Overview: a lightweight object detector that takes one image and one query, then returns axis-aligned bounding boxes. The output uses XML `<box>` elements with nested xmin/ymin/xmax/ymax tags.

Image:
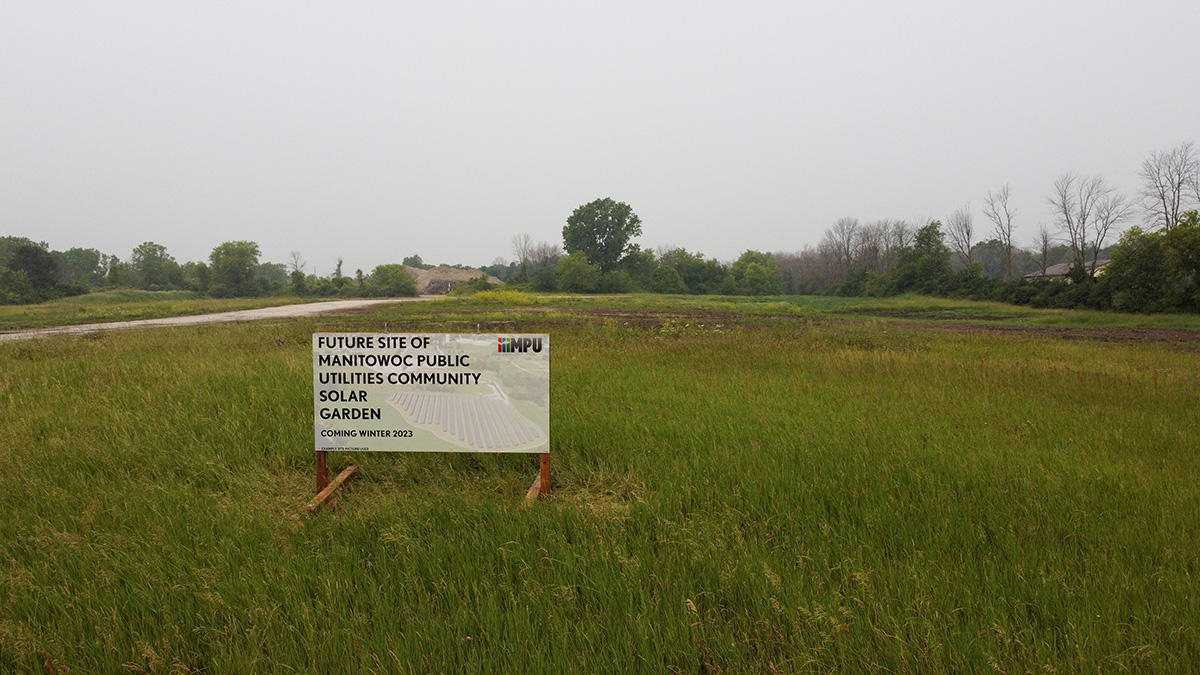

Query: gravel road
<box><xmin>0</xmin><ymin>297</ymin><xmax>432</xmax><ymax>342</ymax></box>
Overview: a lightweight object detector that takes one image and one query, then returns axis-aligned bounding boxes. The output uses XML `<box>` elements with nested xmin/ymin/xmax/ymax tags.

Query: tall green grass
<box><xmin>1</xmin><ymin>307</ymin><xmax>1197</xmax><ymax>672</ymax></box>
<box><xmin>814</xmin><ymin>293</ymin><xmax>1200</xmax><ymax>329</ymax></box>
<box><xmin>441</xmin><ymin>292</ymin><xmax>1200</xmax><ymax>331</ymax></box>
<box><xmin>43</xmin><ymin>289</ymin><xmax>205</xmax><ymax>304</ymax></box>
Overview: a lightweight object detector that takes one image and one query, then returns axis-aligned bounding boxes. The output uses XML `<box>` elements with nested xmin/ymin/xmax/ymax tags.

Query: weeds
<box><xmin>1</xmin><ymin>302</ymin><xmax>1197</xmax><ymax>672</ymax></box>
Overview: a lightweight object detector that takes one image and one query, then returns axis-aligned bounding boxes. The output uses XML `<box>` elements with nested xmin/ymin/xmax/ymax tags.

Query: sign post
<box><xmin>316</xmin><ymin>450</ymin><xmax>328</xmax><ymax>492</ymax></box>
<box><xmin>309</xmin><ymin>332</ymin><xmax>551</xmax><ymax>507</ymax></box>
<box><xmin>540</xmin><ymin>452</ymin><xmax>551</xmax><ymax>495</ymax></box>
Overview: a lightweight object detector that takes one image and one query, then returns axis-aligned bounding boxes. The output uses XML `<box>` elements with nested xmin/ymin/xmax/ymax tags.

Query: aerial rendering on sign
<box><xmin>313</xmin><ymin>333</ymin><xmax>550</xmax><ymax>453</ymax></box>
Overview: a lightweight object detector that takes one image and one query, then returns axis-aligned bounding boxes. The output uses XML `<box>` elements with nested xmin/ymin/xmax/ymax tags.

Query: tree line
<box><xmin>0</xmin><ymin>238</ymin><xmax>423</xmax><ymax>304</ymax></box>
<box><xmin>761</xmin><ymin>141</ymin><xmax>1200</xmax><ymax>312</ymax></box>
<box><xmin>494</xmin><ymin>142</ymin><xmax>1199</xmax><ymax>314</ymax></box>
<box><xmin>500</xmin><ymin>198</ymin><xmax>783</xmax><ymax>296</ymax></box>
<box><xmin>4</xmin><ymin>142</ymin><xmax>1198</xmax><ymax>313</ymax></box>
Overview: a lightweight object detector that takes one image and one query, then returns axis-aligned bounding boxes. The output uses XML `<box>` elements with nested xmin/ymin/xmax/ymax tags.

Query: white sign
<box><xmin>313</xmin><ymin>333</ymin><xmax>550</xmax><ymax>453</ymax></box>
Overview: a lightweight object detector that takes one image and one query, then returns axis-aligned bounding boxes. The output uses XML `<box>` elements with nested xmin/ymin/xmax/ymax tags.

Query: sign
<box><xmin>313</xmin><ymin>333</ymin><xmax>549</xmax><ymax>453</ymax></box>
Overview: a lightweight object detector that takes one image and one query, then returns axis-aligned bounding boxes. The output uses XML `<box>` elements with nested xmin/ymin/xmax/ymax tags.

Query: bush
<box><xmin>365</xmin><ymin>265</ymin><xmax>417</xmax><ymax>297</ymax></box>
<box><xmin>448</xmin><ymin>275</ymin><xmax>496</xmax><ymax>296</ymax></box>
<box><xmin>649</xmin><ymin>266</ymin><xmax>688</xmax><ymax>294</ymax></box>
<box><xmin>556</xmin><ymin>252</ymin><xmax>601</xmax><ymax>293</ymax></box>
<box><xmin>599</xmin><ymin>270</ymin><xmax>632</xmax><ymax>293</ymax></box>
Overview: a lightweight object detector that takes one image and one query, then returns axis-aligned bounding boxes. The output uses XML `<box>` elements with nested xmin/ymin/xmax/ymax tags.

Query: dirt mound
<box><xmin>407</xmin><ymin>266</ymin><xmax>502</xmax><ymax>295</ymax></box>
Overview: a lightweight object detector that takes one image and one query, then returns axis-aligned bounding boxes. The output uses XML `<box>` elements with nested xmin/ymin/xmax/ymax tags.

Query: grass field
<box><xmin>1</xmin><ymin>297</ymin><xmax>1198</xmax><ymax>672</ymax></box>
<box><xmin>8</xmin><ymin>289</ymin><xmax>1200</xmax><ymax>334</ymax></box>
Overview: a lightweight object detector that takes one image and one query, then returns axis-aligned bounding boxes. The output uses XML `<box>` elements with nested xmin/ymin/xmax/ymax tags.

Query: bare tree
<box><xmin>983</xmin><ymin>184</ymin><xmax>1018</xmax><ymax>281</ymax></box>
<box><xmin>1193</xmin><ymin>159</ymin><xmax>1200</xmax><ymax>207</ymax></box>
<box><xmin>774</xmin><ymin>250</ymin><xmax>806</xmax><ymax>294</ymax></box>
<box><xmin>855</xmin><ymin>221</ymin><xmax>886</xmax><ymax>273</ymax></box>
<box><xmin>530</xmin><ymin>241</ymin><xmax>562</xmax><ymax>268</ymax></box>
<box><xmin>1091</xmin><ymin>188</ymin><xmax>1133</xmax><ymax>272</ymax></box>
<box><xmin>782</xmin><ymin>245</ymin><xmax>842</xmax><ymax>293</ymax></box>
<box><xmin>880</xmin><ymin>219</ymin><xmax>913</xmax><ymax>274</ymax></box>
<box><xmin>793</xmin><ymin>217</ymin><xmax>916</xmax><ymax>290</ymax></box>
<box><xmin>912</xmin><ymin>215</ymin><xmax>937</xmax><ymax>229</ymax></box>
<box><xmin>887</xmin><ymin>219</ymin><xmax>914</xmax><ymax>249</ymax></box>
<box><xmin>814</xmin><ymin>239</ymin><xmax>843</xmax><ymax>286</ymax></box>
<box><xmin>1033</xmin><ymin>224</ymin><xmax>1054</xmax><ymax>276</ymax></box>
<box><xmin>1139</xmin><ymin>141</ymin><xmax>1199</xmax><ymax>231</ymax></box>
<box><xmin>823</xmin><ymin>217</ymin><xmax>860</xmax><ymax>281</ymax></box>
<box><xmin>288</xmin><ymin>250</ymin><xmax>306</xmax><ymax>274</ymax></box>
<box><xmin>945</xmin><ymin>204</ymin><xmax>974</xmax><ymax>267</ymax></box>
<box><xmin>511</xmin><ymin>233</ymin><xmax>534</xmax><ymax>271</ymax></box>
<box><xmin>1047</xmin><ymin>172</ymin><xmax>1131</xmax><ymax>278</ymax></box>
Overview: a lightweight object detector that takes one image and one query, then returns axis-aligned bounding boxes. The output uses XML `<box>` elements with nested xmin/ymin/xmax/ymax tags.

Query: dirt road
<box><xmin>0</xmin><ymin>297</ymin><xmax>432</xmax><ymax>342</ymax></box>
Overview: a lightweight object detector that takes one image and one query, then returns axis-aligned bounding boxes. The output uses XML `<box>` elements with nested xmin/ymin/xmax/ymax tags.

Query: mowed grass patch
<box><xmin>1</xmin><ymin>311</ymin><xmax>1197</xmax><ymax>672</ymax></box>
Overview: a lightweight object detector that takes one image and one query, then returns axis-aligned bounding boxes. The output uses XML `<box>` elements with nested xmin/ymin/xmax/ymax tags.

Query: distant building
<box><xmin>1024</xmin><ymin>259</ymin><xmax>1111</xmax><ymax>281</ymax></box>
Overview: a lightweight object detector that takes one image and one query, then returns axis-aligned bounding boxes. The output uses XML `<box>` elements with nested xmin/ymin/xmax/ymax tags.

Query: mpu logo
<box><xmin>498</xmin><ymin>336</ymin><xmax>543</xmax><ymax>353</ymax></box>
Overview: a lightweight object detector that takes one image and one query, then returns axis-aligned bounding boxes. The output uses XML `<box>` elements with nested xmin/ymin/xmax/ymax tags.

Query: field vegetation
<box><xmin>1</xmin><ymin>297</ymin><xmax>1197</xmax><ymax>672</ymax></box>
<box><xmin>438</xmin><ymin>291</ymin><xmax>1200</xmax><ymax>331</ymax></box>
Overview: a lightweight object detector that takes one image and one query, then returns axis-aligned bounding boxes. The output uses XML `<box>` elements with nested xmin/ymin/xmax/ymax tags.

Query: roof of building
<box><xmin>1024</xmin><ymin>259</ymin><xmax>1111</xmax><ymax>279</ymax></box>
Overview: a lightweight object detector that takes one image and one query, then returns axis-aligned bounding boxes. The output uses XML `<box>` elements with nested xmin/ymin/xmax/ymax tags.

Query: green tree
<box><xmin>106</xmin><ymin>257</ymin><xmax>130</xmax><ymax>287</ymax></box>
<box><xmin>619</xmin><ymin>248</ymin><xmax>658</xmax><ymax>291</ymax></box>
<box><xmin>0</xmin><ymin>237</ymin><xmax>43</xmax><ymax>304</ymax></box>
<box><xmin>886</xmin><ymin>221</ymin><xmax>953</xmax><ymax>294</ymax></box>
<box><xmin>182</xmin><ymin>261</ymin><xmax>210</xmax><ymax>293</ymax></box>
<box><xmin>480</xmin><ymin>260</ymin><xmax>516</xmax><ymax>282</ymax></box>
<box><xmin>599</xmin><ymin>270</ymin><xmax>632</xmax><ymax>293</ymax></box>
<box><xmin>650</xmin><ymin>265</ymin><xmax>688</xmax><ymax>294</ymax></box>
<box><xmin>530</xmin><ymin>265</ymin><xmax>558</xmax><ymax>292</ymax></box>
<box><xmin>130</xmin><ymin>241</ymin><xmax>182</xmax><ymax>289</ymax></box>
<box><xmin>365</xmin><ymin>264</ymin><xmax>417</xmax><ymax>297</ymax></box>
<box><xmin>290</xmin><ymin>269</ymin><xmax>309</xmax><ymax>296</ymax></box>
<box><xmin>56</xmin><ymin>248</ymin><xmax>108</xmax><ymax>287</ymax></box>
<box><xmin>402</xmin><ymin>254</ymin><xmax>432</xmax><ymax>270</ymax></box>
<box><xmin>729</xmin><ymin>250</ymin><xmax>784</xmax><ymax>295</ymax></box>
<box><xmin>0</xmin><ymin>268</ymin><xmax>34</xmax><ymax>304</ymax></box>
<box><xmin>0</xmin><ymin>236</ymin><xmax>41</xmax><ymax>269</ymax></box>
<box><xmin>562</xmin><ymin>198</ymin><xmax>643</xmax><ymax>273</ymax></box>
<box><xmin>658</xmin><ymin>247</ymin><xmax>728</xmax><ymax>294</ymax></box>
<box><xmin>1163</xmin><ymin>211</ymin><xmax>1200</xmax><ymax>310</ymax></box>
<box><xmin>255</xmin><ymin>262</ymin><xmax>289</xmax><ymax>293</ymax></box>
<box><xmin>555</xmin><ymin>251</ymin><xmax>602</xmax><ymax>293</ymax></box>
<box><xmin>8</xmin><ymin>242</ymin><xmax>58</xmax><ymax>293</ymax></box>
<box><xmin>208</xmin><ymin>241</ymin><xmax>261</xmax><ymax>297</ymax></box>
<box><xmin>454</xmin><ymin>274</ymin><xmax>496</xmax><ymax>295</ymax></box>
<box><xmin>1103</xmin><ymin>227</ymin><xmax>1168</xmax><ymax>312</ymax></box>
<box><xmin>742</xmin><ymin>262</ymin><xmax>783</xmax><ymax>295</ymax></box>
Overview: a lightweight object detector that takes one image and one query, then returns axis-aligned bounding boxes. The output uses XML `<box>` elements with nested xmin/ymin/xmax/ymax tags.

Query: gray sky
<box><xmin>3</xmin><ymin>1</ymin><xmax>1198</xmax><ymax>274</ymax></box>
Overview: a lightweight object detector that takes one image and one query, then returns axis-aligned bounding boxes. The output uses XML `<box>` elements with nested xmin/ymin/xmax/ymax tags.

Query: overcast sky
<box><xmin>2</xmin><ymin>1</ymin><xmax>1198</xmax><ymax>274</ymax></box>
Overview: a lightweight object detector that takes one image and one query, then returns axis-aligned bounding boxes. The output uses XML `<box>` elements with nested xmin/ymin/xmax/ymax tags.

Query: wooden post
<box><xmin>316</xmin><ymin>450</ymin><xmax>328</xmax><ymax>492</ymax></box>
<box><xmin>526</xmin><ymin>453</ymin><xmax>551</xmax><ymax>503</ymax></box>
<box><xmin>306</xmin><ymin>464</ymin><xmax>359</xmax><ymax>511</ymax></box>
